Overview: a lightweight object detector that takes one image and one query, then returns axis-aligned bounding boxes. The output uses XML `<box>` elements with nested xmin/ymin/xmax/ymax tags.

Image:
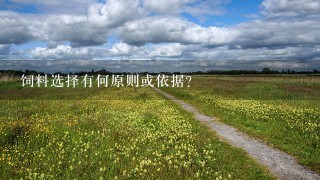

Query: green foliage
<box><xmin>162</xmin><ymin>75</ymin><xmax>320</xmax><ymax>174</ymax></box>
<box><xmin>0</xmin><ymin>86</ymin><xmax>273</xmax><ymax>179</ymax></box>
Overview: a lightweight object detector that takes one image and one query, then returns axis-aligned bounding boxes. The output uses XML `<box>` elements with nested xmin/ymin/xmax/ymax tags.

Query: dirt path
<box><xmin>154</xmin><ymin>88</ymin><xmax>320</xmax><ymax>180</ymax></box>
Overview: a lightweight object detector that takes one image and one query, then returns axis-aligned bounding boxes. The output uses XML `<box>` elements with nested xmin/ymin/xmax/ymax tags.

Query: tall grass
<box><xmin>0</xmin><ymin>74</ymin><xmax>20</xmax><ymax>83</ymax></box>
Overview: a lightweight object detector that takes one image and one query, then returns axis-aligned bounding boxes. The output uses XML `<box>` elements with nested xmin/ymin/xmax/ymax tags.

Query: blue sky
<box><xmin>0</xmin><ymin>0</ymin><xmax>320</xmax><ymax>69</ymax></box>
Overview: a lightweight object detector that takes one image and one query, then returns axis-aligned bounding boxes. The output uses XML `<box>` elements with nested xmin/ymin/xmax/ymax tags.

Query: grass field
<box><xmin>0</xmin><ymin>78</ymin><xmax>274</xmax><ymax>179</ymax></box>
<box><xmin>162</xmin><ymin>75</ymin><xmax>320</xmax><ymax>174</ymax></box>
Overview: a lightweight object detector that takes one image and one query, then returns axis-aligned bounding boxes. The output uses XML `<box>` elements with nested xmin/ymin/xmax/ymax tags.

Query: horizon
<box><xmin>1</xmin><ymin>59</ymin><xmax>320</xmax><ymax>73</ymax></box>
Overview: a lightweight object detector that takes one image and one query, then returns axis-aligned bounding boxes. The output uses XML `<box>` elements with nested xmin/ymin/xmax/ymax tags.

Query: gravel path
<box><xmin>154</xmin><ymin>88</ymin><xmax>320</xmax><ymax>180</ymax></box>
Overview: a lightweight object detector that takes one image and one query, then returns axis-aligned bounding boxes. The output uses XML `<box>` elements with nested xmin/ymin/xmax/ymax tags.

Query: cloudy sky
<box><xmin>0</xmin><ymin>0</ymin><xmax>320</xmax><ymax>70</ymax></box>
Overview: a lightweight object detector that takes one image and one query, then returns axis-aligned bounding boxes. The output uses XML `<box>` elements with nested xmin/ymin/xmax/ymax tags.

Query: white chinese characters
<box><xmin>21</xmin><ymin>74</ymin><xmax>192</xmax><ymax>88</ymax></box>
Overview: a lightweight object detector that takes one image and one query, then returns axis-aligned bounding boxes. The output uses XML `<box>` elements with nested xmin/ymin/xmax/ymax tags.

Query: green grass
<box><xmin>162</xmin><ymin>75</ymin><xmax>320</xmax><ymax>174</ymax></box>
<box><xmin>0</xmin><ymin>80</ymin><xmax>274</xmax><ymax>179</ymax></box>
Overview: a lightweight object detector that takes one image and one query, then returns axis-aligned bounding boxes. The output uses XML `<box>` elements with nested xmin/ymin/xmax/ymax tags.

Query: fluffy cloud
<box><xmin>109</xmin><ymin>43</ymin><xmax>136</xmax><ymax>56</ymax></box>
<box><xmin>118</xmin><ymin>17</ymin><xmax>237</xmax><ymax>46</ymax></box>
<box><xmin>26</xmin><ymin>42</ymin><xmax>320</xmax><ymax>62</ymax></box>
<box><xmin>231</xmin><ymin>19</ymin><xmax>320</xmax><ymax>49</ymax></box>
<box><xmin>0</xmin><ymin>0</ymin><xmax>148</xmax><ymax>47</ymax></box>
<box><xmin>2</xmin><ymin>59</ymin><xmax>320</xmax><ymax>73</ymax></box>
<box><xmin>42</xmin><ymin>0</ymin><xmax>146</xmax><ymax>47</ymax></box>
<box><xmin>42</xmin><ymin>15</ymin><xmax>109</xmax><ymax>47</ymax></box>
<box><xmin>261</xmin><ymin>0</ymin><xmax>320</xmax><ymax>18</ymax></box>
<box><xmin>257</xmin><ymin>61</ymin><xmax>308</xmax><ymax>69</ymax></box>
<box><xmin>30</xmin><ymin>45</ymin><xmax>93</xmax><ymax>60</ymax></box>
<box><xmin>88</xmin><ymin>0</ymin><xmax>145</xmax><ymax>28</ymax></box>
<box><xmin>0</xmin><ymin>0</ymin><xmax>320</xmax><ymax>61</ymax></box>
<box><xmin>149</xmin><ymin>43</ymin><xmax>186</xmax><ymax>58</ymax></box>
<box><xmin>0</xmin><ymin>12</ymin><xmax>35</xmax><ymax>45</ymax></box>
<box><xmin>0</xmin><ymin>12</ymin><xmax>110</xmax><ymax>47</ymax></box>
<box><xmin>191</xmin><ymin>45</ymin><xmax>320</xmax><ymax>61</ymax></box>
<box><xmin>29</xmin><ymin>43</ymin><xmax>149</xmax><ymax>60</ymax></box>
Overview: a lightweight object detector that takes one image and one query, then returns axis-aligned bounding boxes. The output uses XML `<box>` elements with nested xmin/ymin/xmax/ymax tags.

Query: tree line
<box><xmin>0</xmin><ymin>68</ymin><xmax>319</xmax><ymax>76</ymax></box>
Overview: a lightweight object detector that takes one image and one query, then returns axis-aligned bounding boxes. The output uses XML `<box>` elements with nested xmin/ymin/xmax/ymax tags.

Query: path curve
<box><xmin>154</xmin><ymin>88</ymin><xmax>320</xmax><ymax>180</ymax></box>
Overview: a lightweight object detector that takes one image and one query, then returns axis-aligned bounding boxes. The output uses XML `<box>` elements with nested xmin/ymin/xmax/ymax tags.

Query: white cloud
<box><xmin>191</xmin><ymin>45</ymin><xmax>320</xmax><ymax>61</ymax></box>
<box><xmin>27</xmin><ymin>42</ymin><xmax>320</xmax><ymax>62</ymax></box>
<box><xmin>88</xmin><ymin>0</ymin><xmax>145</xmax><ymax>27</ymax></box>
<box><xmin>261</xmin><ymin>0</ymin><xmax>320</xmax><ymax>18</ymax></box>
<box><xmin>0</xmin><ymin>12</ymin><xmax>35</xmax><ymax>44</ymax></box>
<box><xmin>118</xmin><ymin>17</ymin><xmax>237</xmax><ymax>46</ymax></box>
<box><xmin>0</xmin><ymin>11</ymin><xmax>107</xmax><ymax>46</ymax></box>
<box><xmin>232</xmin><ymin>19</ymin><xmax>320</xmax><ymax>49</ymax></box>
<box><xmin>1</xmin><ymin>0</ymin><xmax>320</xmax><ymax>61</ymax></box>
<box><xmin>43</xmin><ymin>15</ymin><xmax>109</xmax><ymax>47</ymax></box>
<box><xmin>30</xmin><ymin>45</ymin><xmax>92</xmax><ymax>60</ymax></box>
<box><xmin>0</xmin><ymin>0</ymin><xmax>149</xmax><ymax>47</ymax></box>
<box><xmin>149</xmin><ymin>43</ymin><xmax>184</xmax><ymax>57</ymax></box>
<box><xmin>257</xmin><ymin>61</ymin><xmax>307</xmax><ymax>69</ymax></box>
<box><xmin>109</xmin><ymin>43</ymin><xmax>135</xmax><ymax>55</ymax></box>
